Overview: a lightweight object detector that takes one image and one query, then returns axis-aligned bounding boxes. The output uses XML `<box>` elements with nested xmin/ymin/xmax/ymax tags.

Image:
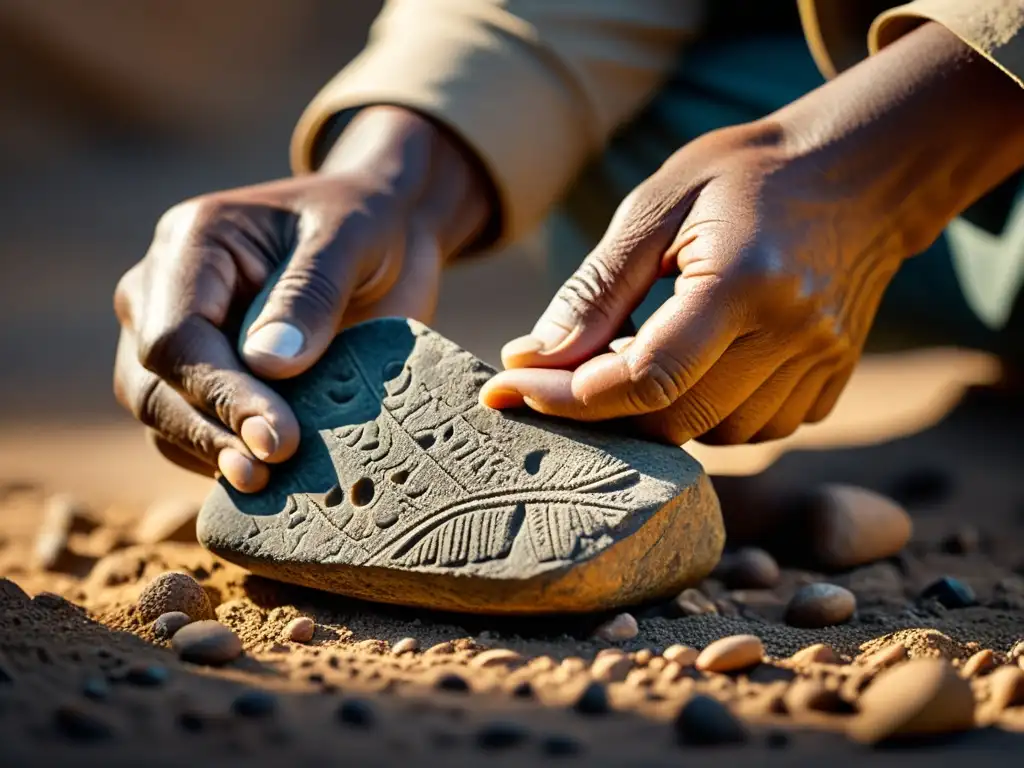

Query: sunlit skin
<box><xmin>113</xmin><ymin>23</ymin><xmax>1024</xmax><ymax>493</ymax></box>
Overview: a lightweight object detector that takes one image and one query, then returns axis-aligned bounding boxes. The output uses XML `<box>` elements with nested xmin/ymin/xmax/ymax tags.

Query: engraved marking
<box><xmin>416</xmin><ymin>433</ymin><xmax>435</xmax><ymax>449</ymax></box>
<box><xmin>350</xmin><ymin>477</ymin><xmax>375</xmax><ymax>507</ymax></box>
<box><xmin>376</xmin><ymin>509</ymin><xmax>399</xmax><ymax>528</ymax></box>
<box><xmin>523</xmin><ymin>449</ymin><xmax>546</xmax><ymax>475</ymax></box>
<box><xmin>324</xmin><ymin>485</ymin><xmax>345</xmax><ymax>507</ymax></box>
<box><xmin>390</xmin><ymin>469</ymin><xmax>410</xmax><ymax>485</ymax></box>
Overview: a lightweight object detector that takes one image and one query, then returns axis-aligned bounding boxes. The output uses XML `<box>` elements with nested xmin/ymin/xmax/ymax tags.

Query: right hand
<box><xmin>114</xmin><ymin>106</ymin><xmax>491</xmax><ymax>492</ymax></box>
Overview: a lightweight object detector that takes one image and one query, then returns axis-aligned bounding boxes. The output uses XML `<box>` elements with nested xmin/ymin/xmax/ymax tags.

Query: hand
<box><xmin>114</xmin><ymin>106</ymin><xmax>491</xmax><ymax>491</ymax></box>
<box><xmin>482</xmin><ymin>22</ymin><xmax>1024</xmax><ymax>445</ymax></box>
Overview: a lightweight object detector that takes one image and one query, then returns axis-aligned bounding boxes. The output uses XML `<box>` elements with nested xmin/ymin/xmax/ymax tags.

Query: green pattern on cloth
<box><xmin>547</xmin><ymin>36</ymin><xmax>1024</xmax><ymax>361</ymax></box>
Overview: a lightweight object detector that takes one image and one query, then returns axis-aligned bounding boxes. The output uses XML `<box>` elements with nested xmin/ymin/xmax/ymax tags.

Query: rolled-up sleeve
<box><xmin>291</xmin><ymin>0</ymin><xmax>703</xmax><ymax>245</ymax></box>
<box><xmin>870</xmin><ymin>0</ymin><xmax>1024</xmax><ymax>87</ymax></box>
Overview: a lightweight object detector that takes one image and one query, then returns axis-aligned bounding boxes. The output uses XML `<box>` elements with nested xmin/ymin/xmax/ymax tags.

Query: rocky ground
<box><xmin>2</xmin><ymin>381</ymin><xmax>1024</xmax><ymax>767</ymax></box>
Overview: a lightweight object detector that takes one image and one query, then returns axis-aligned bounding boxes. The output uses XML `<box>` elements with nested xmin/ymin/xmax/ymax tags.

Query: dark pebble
<box><xmin>337</xmin><ymin>698</ymin><xmax>375</xmax><ymax>728</ymax></box>
<box><xmin>81</xmin><ymin>677</ymin><xmax>110</xmax><ymax>701</ymax></box>
<box><xmin>674</xmin><ymin>695</ymin><xmax>748</xmax><ymax>746</ymax></box>
<box><xmin>941</xmin><ymin>526</ymin><xmax>981</xmax><ymax>555</ymax></box>
<box><xmin>232</xmin><ymin>690</ymin><xmax>277</xmax><ymax>718</ymax></box>
<box><xmin>178</xmin><ymin>711</ymin><xmax>205</xmax><ymax>732</ymax></box>
<box><xmin>723</xmin><ymin>548</ymin><xmax>781</xmax><ymax>590</ymax></box>
<box><xmin>153</xmin><ymin>611</ymin><xmax>192</xmax><ymax>639</ymax></box>
<box><xmin>920</xmin><ymin>576</ymin><xmax>976</xmax><ymax>608</ymax></box>
<box><xmin>785</xmin><ymin>583</ymin><xmax>856</xmax><ymax>628</ymax></box>
<box><xmin>542</xmin><ymin>734</ymin><xmax>582</xmax><ymax>757</ymax></box>
<box><xmin>171</xmin><ymin>620</ymin><xmax>243</xmax><ymax>666</ymax></box>
<box><xmin>435</xmin><ymin>673</ymin><xmax>470</xmax><ymax>692</ymax></box>
<box><xmin>54</xmin><ymin>703</ymin><xmax>113</xmax><ymax>741</ymax></box>
<box><xmin>125</xmin><ymin>664</ymin><xmax>169</xmax><ymax>687</ymax></box>
<box><xmin>476</xmin><ymin>721</ymin><xmax>528</xmax><ymax>750</ymax></box>
<box><xmin>747</xmin><ymin>664</ymin><xmax>796</xmax><ymax>685</ymax></box>
<box><xmin>573</xmin><ymin>681</ymin><xmax>609</xmax><ymax>716</ymax></box>
<box><xmin>511</xmin><ymin>680</ymin><xmax>535</xmax><ymax>699</ymax></box>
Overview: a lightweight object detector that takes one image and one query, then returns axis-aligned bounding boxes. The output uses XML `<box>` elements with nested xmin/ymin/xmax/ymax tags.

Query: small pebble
<box><xmin>961</xmin><ymin>649</ymin><xmax>996</xmax><ymax>678</ymax></box>
<box><xmin>232</xmin><ymin>690</ymin><xmax>277</xmax><ymax>718</ymax></box>
<box><xmin>476</xmin><ymin>721</ymin><xmax>528</xmax><ymax>750</ymax></box>
<box><xmin>153</xmin><ymin>611</ymin><xmax>192</xmax><ymax>640</ymax></box>
<box><xmin>803</xmin><ymin>484</ymin><xmax>911</xmax><ymax>569</ymax></box>
<box><xmin>920</xmin><ymin>576</ymin><xmax>976</xmax><ymax>609</ymax></box>
<box><xmin>337</xmin><ymin>698</ymin><xmax>375</xmax><ymax>727</ymax></box>
<box><xmin>633</xmin><ymin>649</ymin><xmax>654</xmax><ymax>666</ymax></box>
<box><xmin>722</xmin><ymin>548</ymin><xmax>781</xmax><ymax>589</ymax></box>
<box><xmin>435</xmin><ymin>673</ymin><xmax>470</xmax><ymax>692</ymax></box>
<box><xmin>33</xmin><ymin>495</ymin><xmax>85</xmax><ymax>570</ymax></box>
<box><xmin>849</xmin><ymin>659</ymin><xmax>975</xmax><ymax>744</ymax></box>
<box><xmin>674</xmin><ymin>588</ymin><xmax>717</xmax><ymax>616</ymax></box>
<box><xmin>674</xmin><ymin>695</ymin><xmax>747</xmax><ymax>745</ymax></box>
<box><xmin>788</xmin><ymin>643</ymin><xmax>839</xmax><ymax>666</ymax></box>
<box><xmin>81</xmin><ymin>677</ymin><xmax>110</xmax><ymax>701</ymax></box>
<box><xmin>663</xmin><ymin>644</ymin><xmax>698</xmax><ymax>666</ymax></box>
<box><xmin>469</xmin><ymin>649</ymin><xmax>523</xmax><ymax>669</ymax></box>
<box><xmin>284</xmin><ymin>616</ymin><xmax>315</xmax><ymax>643</ymax></box>
<box><xmin>573</xmin><ymin>681</ymin><xmax>610</xmax><ymax>715</ymax></box>
<box><xmin>860</xmin><ymin>643</ymin><xmax>907</xmax><ymax>670</ymax></box>
<box><xmin>392</xmin><ymin>637</ymin><xmax>419</xmax><ymax>655</ymax></box>
<box><xmin>137</xmin><ymin>572</ymin><xmax>212</xmax><ymax>623</ymax></box>
<box><xmin>124</xmin><ymin>664</ymin><xmax>169</xmax><ymax>687</ymax></box>
<box><xmin>783</xmin><ymin>679</ymin><xmax>852</xmax><ymax>714</ymax></box>
<box><xmin>541</xmin><ymin>734</ymin><xmax>581</xmax><ymax>756</ymax></box>
<box><xmin>696</xmin><ymin>635</ymin><xmax>764</xmax><ymax>673</ymax></box>
<box><xmin>591</xmin><ymin>654</ymin><xmax>632</xmax><ymax>683</ymax></box>
<box><xmin>1009</xmin><ymin>640</ymin><xmax>1024</xmax><ymax>660</ymax></box>
<box><xmin>54</xmin><ymin>703</ymin><xmax>113</xmax><ymax>741</ymax></box>
<box><xmin>134</xmin><ymin>499</ymin><xmax>199</xmax><ymax>544</ymax></box>
<box><xmin>171</xmin><ymin>620</ymin><xmax>242</xmax><ymax>666</ymax></box>
<box><xmin>593</xmin><ymin>613</ymin><xmax>638</xmax><ymax>642</ymax></box>
<box><xmin>941</xmin><ymin>526</ymin><xmax>981</xmax><ymax>555</ymax></box>
<box><xmin>987</xmin><ymin>666</ymin><xmax>1024</xmax><ymax>710</ymax></box>
<box><xmin>785</xmin><ymin>583</ymin><xmax>856</xmax><ymax>628</ymax></box>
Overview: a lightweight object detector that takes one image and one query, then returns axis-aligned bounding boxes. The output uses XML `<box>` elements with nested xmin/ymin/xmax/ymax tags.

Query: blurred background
<box><xmin>0</xmin><ymin>0</ymin><xmax>1009</xmax><ymax>510</ymax></box>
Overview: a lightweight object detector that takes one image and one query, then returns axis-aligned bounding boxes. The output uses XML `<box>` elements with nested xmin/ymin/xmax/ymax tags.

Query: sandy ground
<box><xmin>2</xmin><ymin>349</ymin><xmax>1024</xmax><ymax>766</ymax></box>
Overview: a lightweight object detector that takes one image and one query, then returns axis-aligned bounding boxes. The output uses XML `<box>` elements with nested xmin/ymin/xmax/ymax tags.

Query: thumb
<box><xmin>240</xmin><ymin>225</ymin><xmax>402</xmax><ymax>380</ymax></box>
<box><xmin>501</xmin><ymin>191</ymin><xmax>681</xmax><ymax>371</ymax></box>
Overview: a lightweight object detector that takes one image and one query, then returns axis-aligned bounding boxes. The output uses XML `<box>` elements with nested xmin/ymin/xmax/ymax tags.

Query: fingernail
<box><xmin>244</xmin><ymin>321</ymin><xmax>304</xmax><ymax>360</ymax></box>
<box><xmin>241</xmin><ymin>416</ymin><xmax>279</xmax><ymax>460</ymax></box>
<box><xmin>501</xmin><ymin>335</ymin><xmax>545</xmax><ymax>362</ymax></box>
<box><xmin>218</xmin><ymin>448</ymin><xmax>254</xmax><ymax>489</ymax></box>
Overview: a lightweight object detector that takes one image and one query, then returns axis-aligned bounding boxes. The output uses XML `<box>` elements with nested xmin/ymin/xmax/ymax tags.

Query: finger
<box><xmin>703</xmin><ymin>356</ymin><xmax>822</xmax><ymax>445</ymax></box>
<box><xmin>805</xmin><ymin>361</ymin><xmax>857</xmax><ymax>423</ymax></box>
<box><xmin>241</xmin><ymin>206</ymin><xmax>404</xmax><ymax>378</ymax></box>
<box><xmin>749</xmin><ymin>359</ymin><xmax>839</xmax><ymax>442</ymax></box>
<box><xmin>608</xmin><ymin>336</ymin><xmax>635</xmax><ymax>354</ymax></box>
<box><xmin>340</xmin><ymin>220</ymin><xmax>442</xmax><ymax>326</ymax></box>
<box><xmin>501</xmin><ymin>191</ymin><xmax>680</xmax><ymax>370</ymax></box>
<box><xmin>634</xmin><ymin>337</ymin><xmax>782</xmax><ymax>445</ymax></box>
<box><xmin>116</xmin><ymin>335</ymin><xmax>268</xmax><ymax>492</ymax></box>
<box><xmin>149</xmin><ymin>432</ymin><xmax>216</xmax><ymax>477</ymax></box>
<box><xmin>484</xmin><ymin>276</ymin><xmax>739</xmax><ymax>420</ymax></box>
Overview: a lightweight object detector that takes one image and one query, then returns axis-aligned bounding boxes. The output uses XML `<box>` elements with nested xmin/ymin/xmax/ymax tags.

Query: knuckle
<box><xmin>627</xmin><ymin>355</ymin><xmax>687</xmax><ymax>412</ymax></box>
<box><xmin>112</xmin><ymin>265</ymin><xmax>142</xmax><ymax>325</ymax></box>
<box><xmin>192</xmin><ymin>370</ymin><xmax>243</xmax><ymax>429</ymax></box>
<box><xmin>136</xmin><ymin>322</ymin><xmax>186</xmax><ymax>376</ymax></box>
<box><xmin>273</xmin><ymin>266</ymin><xmax>341</xmax><ymax>319</ymax></box>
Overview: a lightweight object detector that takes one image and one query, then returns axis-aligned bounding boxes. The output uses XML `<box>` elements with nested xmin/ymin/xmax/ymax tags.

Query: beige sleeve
<box><xmin>291</xmin><ymin>0</ymin><xmax>704</xmax><ymax>245</ymax></box>
<box><xmin>871</xmin><ymin>0</ymin><xmax>1024</xmax><ymax>87</ymax></box>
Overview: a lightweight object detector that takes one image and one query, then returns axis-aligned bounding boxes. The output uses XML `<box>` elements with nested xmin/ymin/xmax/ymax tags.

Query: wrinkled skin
<box><xmin>482</xmin><ymin>22</ymin><xmax>1024</xmax><ymax>445</ymax></box>
<box><xmin>113</xmin><ymin>106</ymin><xmax>488</xmax><ymax>491</ymax></box>
<box><xmin>115</xmin><ymin>24</ymin><xmax>1024</xmax><ymax>492</ymax></box>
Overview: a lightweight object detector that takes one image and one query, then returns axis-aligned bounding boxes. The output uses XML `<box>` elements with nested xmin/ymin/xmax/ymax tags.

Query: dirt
<box><xmin>1</xmin><ymin>377</ymin><xmax>1023</xmax><ymax>766</ymax></box>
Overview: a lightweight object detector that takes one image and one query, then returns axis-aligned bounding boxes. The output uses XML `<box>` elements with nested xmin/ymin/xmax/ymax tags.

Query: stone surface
<box><xmin>593</xmin><ymin>613</ymin><xmax>638</xmax><ymax>642</ymax></box>
<box><xmin>788</xmin><ymin>643</ymin><xmax>839</xmax><ymax>666</ymax></box>
<box><xmin>171</xmin><ymin>620</ymin><xmax>242</xmax><ymax>666</ymax></box>
<box><xmin>152</xmin><ymin>611</ymin><xmax>192</xmax><ymax>639</ymax></box>
<box><xmin>673</xmin><ymin>588</ymin><xmax>717</xmax><ymax>616</ymax></box>
<box><xmin>803</xmin><ymin>484</ymin><xmax>911</xmax><ymax>569</ymax></box>
<box><xmin>284</xmin><ymin>616</ymin><xmax>315</xmax><ymax>643</ymax></box>
<box><xmin>849</xmin><ymin>659</ymin><xmax>975</xmax><ymax>743</ymax></box>
<box><xmin>198</xmin><ymin>318</ymin><xmax>722</xmax><ymax>614</ymax></box>
<box><xmin>719</xmin><ymin>548</ymin><xmax>780</xmax><ymax>590</ymax></box>
<box><xmin>696</xmin><ymin>635</ymin><xmax>764</xmax><ymax>673</ymax></box>
<box><xmin>391</xmin><ymin>637</ymin><xmax>419</xmax><ymax>655</ymax></box>
<box><xmin>785</xmin><ymin>583</ymin><xmax>856</xmax><ymax>628</ymax></box>
<box><xmin>662</xmin><ymin>644</ymin><xmax>698</xmax><ymax>666</ymax></box>
<box><xmin>137</xmin><ymin>572</ymin><xmax>212</xmax><ymax>623</ymax></box>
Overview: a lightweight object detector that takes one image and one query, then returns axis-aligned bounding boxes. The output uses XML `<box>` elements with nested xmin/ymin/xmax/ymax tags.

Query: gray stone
<box><xmin>198</xmin><ymin>319</ymin><xmax>722</xmax><ymax>614</ymax></box>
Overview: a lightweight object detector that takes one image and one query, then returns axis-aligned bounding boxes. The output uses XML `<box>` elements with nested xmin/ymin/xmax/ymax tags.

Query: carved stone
<box><xmin>198</xmin><ymin>319</ymin><xmax>723</xmax><ymax>614</ymax></box>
